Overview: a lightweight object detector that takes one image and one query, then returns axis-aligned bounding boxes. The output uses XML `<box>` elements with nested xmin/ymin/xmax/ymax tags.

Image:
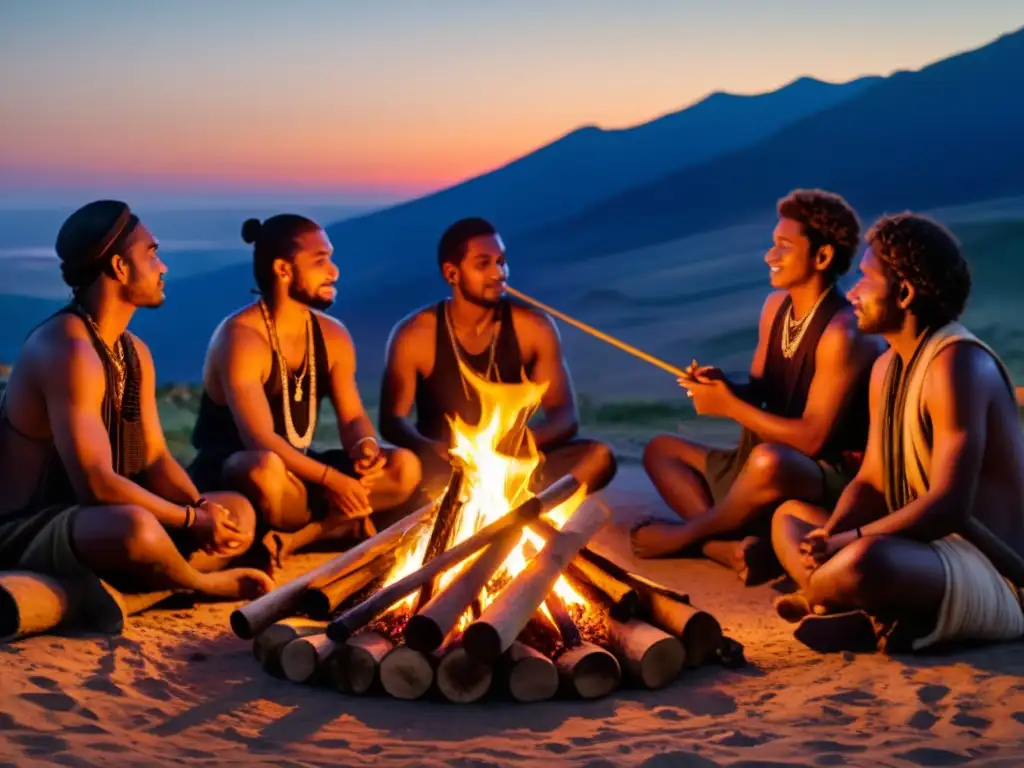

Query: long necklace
<box><xmin>445</xmin><ymin>300</ymin><xmax>501</xmax><ymax>400</ymax></box>
<box><xmin>258</xmin><ymin>299</ymin><xmax>316</xmax><ymax>450</ymax></box>
<box><xmin>781</xmin><ymin>287</ymin><xmax>832</xmax><ymax>359</ymax></box>
<box><xmin>76</xmin><ymin>303</ymin><xmax>127</xmax><ymax>409</ymax></box>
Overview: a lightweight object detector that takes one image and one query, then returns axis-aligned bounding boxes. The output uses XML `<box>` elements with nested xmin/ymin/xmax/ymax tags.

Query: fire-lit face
<box><xmin>448</xmin><ymin>234</ymin><xmax>509</xmax><ymax>308</ymax></box>
<box><xmin>287</xmin><ymin>229</ymin><xmax>339</xmax><ymax>311</ymax></box>
<box><xmin>765</xmin><ymin>217</ymin><xmax>821</xmax><ymax>290</ymax></box>
<box><xmin>117</xmin><ymin>222</ymin><xmax>167</xmax><ymax>309</ymax></box>
<box><xmin>847</xmin><ymin>247</ymin><xmax>903</xmax><ymax>334</ymax></box>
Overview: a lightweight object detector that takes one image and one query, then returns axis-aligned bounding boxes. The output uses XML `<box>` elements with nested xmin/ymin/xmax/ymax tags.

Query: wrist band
<box><xmin>183</xmin><ymin>505</ymin><xmax>195</xmax><ymax>529</ymax></box>
<box><xmin>352</xmin><ymin>436</ymin><xmax>379</xmax><ymax>453</ymax></box>
<box><xmin>321</xmin><ymin>464</ymin><xmax>331</xmax><ymax>485</ymax></box>
<box><xmin>855</xmin><ymin>526</ymin><xmax>863</xmax><ymax>539</ymax></box>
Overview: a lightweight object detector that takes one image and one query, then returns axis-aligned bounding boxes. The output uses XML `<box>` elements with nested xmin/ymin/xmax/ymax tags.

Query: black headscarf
<box><xmin>55</xmin><ymin>200</ymin><xmax>139</xmax><ymax>290</ymax></box>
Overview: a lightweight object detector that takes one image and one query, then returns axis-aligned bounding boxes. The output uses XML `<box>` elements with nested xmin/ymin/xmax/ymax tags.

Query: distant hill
<box><xmin>522</xmin><ymin>26</ymin><xmax>1024</xmax><ymax>260</ymax></box>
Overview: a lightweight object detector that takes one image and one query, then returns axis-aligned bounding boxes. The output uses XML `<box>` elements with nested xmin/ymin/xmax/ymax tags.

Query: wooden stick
<box><xmin>379</xmin><ymin>644</ymin><xmax>435</xmax><ymax>700</ymax></box>
<box><xmin>505</xmin><ymin>285</ymin><xmax>689</xmax><ymax>378</ymax></box>
<box><xmin>607</xmin><ymin>618</ymin><xmax>685</xmax><ymax>689</ymax></box>
<box><xmin>504</xmin><ymin>641</ymin><xmax>559</xmax><ymax>703</ymax></box>
<box><xmin>280</xmin><ymin>632</ymin><xmax>338</xmax><ymax>683</ymax></box>
<box><xmin>327</xmin><ymin>475</ymin><xmax>582</xmax><ymax>643</ymax></box>
<box><xmin>462</xmin><ymin>496</ymin><xmax>610</xmax><ymax>663</ymax></box>
<box><xmin>325</xmin><ymin>631</ymin><xmax>393</xmax><ymax>695</ymax></box>
<box><xmin>435</xmin><ymin>643</ymin><xmax>493</xmax><ymax>703</ymax></box>
<box><xmin>414</xmin><ymin>467</ymin><xmax>466</xmax><ymax>612</ymax></box>
<box><xmin>253</xmin><ymin>617</ymin><xmax>326</xmax><ymax>669</ymax></box>
<box><xmin>0</xmin><ymin>571</ymin><xmax>69</xmax><ymax>642</ymax></box>
<box><xmin>230</xmin><ymin>500</ymin><xmax>435</xmax><ymax>639</ymax></box>
<box><xmin>404</xmin><ymin>527</ymin><xmax>522</xmax><ymax>653</ymax></box>
<box><xmin>300</xmin><ymin>552</ymin><xmax>396</xmax><ymax>620</ymax></box>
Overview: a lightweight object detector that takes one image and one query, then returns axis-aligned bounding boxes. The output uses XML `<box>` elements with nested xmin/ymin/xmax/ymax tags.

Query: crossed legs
<box><xmin>634</xmin><ymin>434</ymin><xmax>829</xmax><ymax>560</ymax></box>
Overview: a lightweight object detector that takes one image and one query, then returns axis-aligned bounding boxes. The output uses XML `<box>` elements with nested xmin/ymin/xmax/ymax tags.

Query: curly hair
<box><xmin>437</xmin><ymin>217</ymin><xmax>497</xmax><ymax>271</ymax></box>
<box><xmin>865</xmin><ymin>212</ymin><xmax>971</xmax><ymax>329</ymax></box>
<box><xmin>777</xmin><ymin>189</ymin><xmax>861</xmax><ymax>277</ymax></box>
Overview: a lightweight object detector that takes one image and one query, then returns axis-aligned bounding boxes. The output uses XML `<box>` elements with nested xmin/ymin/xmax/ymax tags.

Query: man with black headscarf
<box><xmin>0</xmin><ymin>200</ymin><xmax>272</xmax><ymax>633</ymax></box>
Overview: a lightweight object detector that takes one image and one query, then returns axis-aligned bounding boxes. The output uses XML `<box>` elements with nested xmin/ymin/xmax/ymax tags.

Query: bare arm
<box><xmin>822</xmin><ymin>353</ymin><xmax>890</xmax><ymax>534</ymax></box>
<box><xmin>378</xmin><ymin>317</ymin><xmax>439</xmax><ymax>455</ymax></box>
<box><xmin>134</xmin><ymin>336</ymin><xmax>201</xmax><ymax>505</ymax></box>
<box><xmin>41</xmin><ymin>331</ymin><xmax>191</xmax><ymax>528</ymax></box>
<box><xmin>321</xmin><ymin>317</ymin><xmax>377</xmax><ymax>457</ymax></box>
<box><xmin>523</xmin><ymin>312</ymin><xmax>579</xmax><ymax>450</ymax></box>
<box><xmin>723</xmin><ymin>311</ymin><xmax>875</xmax><ymax>456</ymax></box>
<box><xmin>218</xmin><ymin>324</ymin><xmax>334</xmax><ymax>486</ymax></box>
<box><xmin>857</xmin><ymin>344</ymin><xmax>990</xmax><ymax>542</ymax></box>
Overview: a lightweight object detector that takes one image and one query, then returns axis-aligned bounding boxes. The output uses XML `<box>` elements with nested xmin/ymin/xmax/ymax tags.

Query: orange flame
<box><xmin>382</xmin><ymin>358</ymin><xmax>588</xmax><ymax>625</ymax></box>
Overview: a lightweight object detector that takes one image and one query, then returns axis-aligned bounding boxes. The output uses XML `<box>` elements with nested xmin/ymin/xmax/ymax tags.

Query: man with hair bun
<box><xmin>772</xmin><ymin>212</ymin><xmax>1024</xmax><ymax>653</ymax></box>
<box><xmin>0</xmin><ymin>200</ymin><xmax>272</xmax><ymax>625</ymax></box>
<box><xmin>635</xmin><ymin>189</ymin><xmax>883</xmax><ymax>573</ymax></box>
<box><xmin>189</xmin><ymin>214</ymin><xmax>421</xmax><ymax>572</ymax></box>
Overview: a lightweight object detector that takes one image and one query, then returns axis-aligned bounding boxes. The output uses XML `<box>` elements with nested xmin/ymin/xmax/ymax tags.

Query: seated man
<box><xmin>635</xmin><ymin>190</ymin><xmax>882</xmax><ymax>576</ymax></box>
<box><xmin>772</xmin><ymin>212</ymin><xmax>1024</xmax><ymax>653</ymax></box>
<box><xmin>188</xmin><ymin>214</ymin><xmax>421</xmax><ymax>569</ymax></box>
<box><xmin>0</xmin><ymin>201</ymin><xmax>272</xmax><ymax>629</ymax></box>
<box><xmin>378</xmin><ymin>217</ymin><xmax>617</xmax><ymax>499</ymax></box>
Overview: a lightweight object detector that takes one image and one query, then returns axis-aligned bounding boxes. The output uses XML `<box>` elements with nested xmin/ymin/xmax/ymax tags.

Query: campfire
<box><xmin>231</xmin><ymin>361</ymin><xmax>725</xmax><ymax>703</ymax></box>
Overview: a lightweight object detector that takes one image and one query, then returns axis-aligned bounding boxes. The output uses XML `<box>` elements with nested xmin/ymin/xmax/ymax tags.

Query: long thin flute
<box><xmin>504</xmin><ymin>286</ymin><xmax>689</xmax><ymax>379</ymax></box>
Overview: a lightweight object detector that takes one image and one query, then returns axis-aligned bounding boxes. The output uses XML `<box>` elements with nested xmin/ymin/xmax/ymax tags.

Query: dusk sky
<box><xmin>2</xmin><ymin>1</ymin><xmax>1021</xmax><ymax>207</ymax></box>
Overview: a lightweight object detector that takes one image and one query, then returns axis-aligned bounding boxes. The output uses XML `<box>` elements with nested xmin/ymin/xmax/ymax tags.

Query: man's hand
<box><xmin>192</xmin><ymin>500</ymin><xmax>247</xmax><ymax>556</ymax></box>
<box><xmin>325</xmin><ymin>467</ymin><xmax>374</xmax><ymax>518</ymax></box>
<box><xmin>679</xmin><ymin>359</ymin><xmax>727</xmax><ymax>384</ymax></box>
<box><xmin>351</xmin><ymin>438</ymin><xmax>386</xmax><ymax>488</ymax></box>
<box><xmin>798</xmin><ymin>527</ymin><xmax>858</xmax><ymax>574</ymax></box>
<box><xmin>679</xmin><ymin>376</ymin><xmax>734</xmax><ymax>418</ymax></box>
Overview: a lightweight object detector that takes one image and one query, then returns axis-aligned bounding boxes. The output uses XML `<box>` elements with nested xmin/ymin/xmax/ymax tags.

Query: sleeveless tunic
<box><xmin>414</xmin><ymin>298</ymin><xmax>530</xmax><ymax>443</ymax></box>
<box><xmin>704</xmin><ymin>287</ymin><xmax>870</xmax><ymax>503</ymax></box>
<box><xmin>188</xmin><ymin>314</ymin><xmax>330</xmax><ymax>490</ymax></box>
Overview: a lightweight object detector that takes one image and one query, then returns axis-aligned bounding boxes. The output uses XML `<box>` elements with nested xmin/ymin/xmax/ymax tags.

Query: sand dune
<box><xmin>2</xmin><ymin>467</ymin><xmax>1023</xmax><ymax>767</ymax></box>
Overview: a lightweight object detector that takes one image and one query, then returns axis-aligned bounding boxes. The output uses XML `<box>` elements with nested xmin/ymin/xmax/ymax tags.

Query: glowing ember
<box><xmin>382</xmin><ymin>358</ymin><xmax>589</xmax><ymax>625</ymax></box>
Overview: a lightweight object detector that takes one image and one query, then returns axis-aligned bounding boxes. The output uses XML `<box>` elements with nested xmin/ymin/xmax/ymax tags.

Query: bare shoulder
<box><xmin>388</xmin><ymin>305</ymin><xmax>436</xmax><ymax>348</ymax></box>
<box><xmin>927</xmin><ymin>340</ymin><xmax>1010</xmax><ymax>402</ymax></box>
<box><xmin>869</xmin><ymin>348</ymin><xmax>895</xmax><ymax>398</ymax></box>
<box><xmin>509</xmin><ymin>302</ymin><xmax>559</xmax><ymax>341</ymax></box>
<box><xmin>314</xmin><ymin>311</ymin><xmax>355</xmax><ymax>347</ymax></box>
<box><xmin>820</xmin><ymin>306</ymin><xmax>880</xmax><ymax>359</ymax></box>
<box><xmin>761</xmin><ymin>290</ymin><xmax>788</xmax><ymax>319</ymax></box>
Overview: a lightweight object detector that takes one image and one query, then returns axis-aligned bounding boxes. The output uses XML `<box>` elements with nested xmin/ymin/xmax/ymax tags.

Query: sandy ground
<box><xmin>2</xmin><ymin>466</ymin><xmax>1024</xmax><ymax>767</ymax></box>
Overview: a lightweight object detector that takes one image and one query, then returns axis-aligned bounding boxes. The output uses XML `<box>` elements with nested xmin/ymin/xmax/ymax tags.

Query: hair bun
<box><xmin>241</xmin><ymin>218</ymin><xmax>263</xmax><ymax>244</ymax></box>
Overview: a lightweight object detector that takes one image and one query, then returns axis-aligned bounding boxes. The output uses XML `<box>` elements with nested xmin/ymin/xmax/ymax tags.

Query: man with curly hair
<box><xmin>634</xmin><ymin>190</ymin><xmax>882</xmax><ymax>573</ymax></box>
<box><xmin>772</xmin><ymin>212</ymin><xmax>1024</xmax><ymax>653</ymax></box>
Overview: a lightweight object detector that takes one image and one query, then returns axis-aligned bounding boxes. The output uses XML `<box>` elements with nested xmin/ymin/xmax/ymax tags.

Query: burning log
<box><xmin>280</xmin><ymin>632</ymin><xmax>338</xmax><ymax>684</ymax></box>
<box><xmin>404</xmin><ymin>528</ymin><xmax>522</xmax><ymax>653</ymax></box>
<box><xmin>504</xmin><ymin>641</ymin><xmax>559</xmax><ymax>703</ymax></box>
<box><xmin>435</xmin><ymin>643</ymin><xmax>493</xmax><ymax>704</ymax></box>
<box><xmin>565</xmin><ymin>557</ymin><xmax>638</xmax><ymax>620</ymax></box>
<box><xmin>325</xmin><ymin>631</ymin><xmax>393</xmax><ymax>695</ymax></box>
<box><xmin>546</xmin><ymin>590</ymin><xmax>620</xmax><ymax>700</ymax></box>
<box><xmin>413</xmin><ymin>467</ymin><xmax>467</xmax><ymax>611</ymax></box>
<box><xmin>606</xmin><ymin>618</ymin><xmax>684</xmax><ymax>689</ymax></box>
<box><xmin>300</xmin><ymin>552</ymin><xmax>396</xmax><ymax>620</ymax></box>
<box><xmin>253</xmin><ymin>617</ymin><xmax>325</xmax><ymax>670</ymax></box>
<box><xmin>462</xmin><ymin>497</ymin><xmax>610</xmax><ymax>663</ymax></box>
<box><xmin>326</xmin><ymin>474</ymin><xmax>582</xmax><ymax>644</ymax></box>
<box><xmin>230</xmin><ymin>500</ymin><xmax>435</xmax><ymax>639</ymax></box>
<box><xmin>379</xmin><ymin>644</ymin><xmax>436</xmax><ymax>700</ymax></box>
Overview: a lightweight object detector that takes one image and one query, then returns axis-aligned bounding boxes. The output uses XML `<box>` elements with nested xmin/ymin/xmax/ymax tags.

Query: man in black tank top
<box><xmin>379</xmin><ymin>217</ymin><xmax>617</xmax><ymax>500</ymax></box>
<box><xmin>635</xmin><ymin>190</ymin><xmax>882</xmax><ymax>576</ymax></box>
<box><xmin>0</xmin><ymin>201</ymin><xmax>273</xmax><ymax>626</ymax></box>
<box><xmin>188</xmin><ymin>214</ymin><xmax>420</xmax><ymax>572</ymax></box>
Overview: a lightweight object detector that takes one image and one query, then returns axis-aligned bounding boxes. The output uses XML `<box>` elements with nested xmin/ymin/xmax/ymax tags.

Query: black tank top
<box><xmin>414</xmin><ymin>298</ymin><xmax>528</xmax><ymax>442</ymax></box>
<box><xmin>191</xmin><ymin>315</ymin><xmax>330</xmax><ymax>455</ymax></box>
<box><xmin>759</xmin><ymin>288</ymin><xmax>871</xmax><ymax>459</ymax></box>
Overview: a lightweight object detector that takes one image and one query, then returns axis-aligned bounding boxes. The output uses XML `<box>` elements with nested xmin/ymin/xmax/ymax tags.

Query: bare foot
<box><xmin>775</xmin><ymin>592</ymin><xmax>814</xmax><ymax>623</ymax></box>
<box><xmin>629</xmin><ymin>519</ymin><xmax>693</xmax><ymax>558</ymax></box>
<box><xmin>196</xmin><ymin>568</ymin><xmax>275</xmax><ymax>600</ymax></box>
<box><xmin>793</xmin><ymin>610</ymin><xmax>879</xmax><ymax>653</ymax></box>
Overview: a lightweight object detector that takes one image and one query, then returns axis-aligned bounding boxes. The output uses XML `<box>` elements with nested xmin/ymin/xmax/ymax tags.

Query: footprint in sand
<box><xmin>10</xmin><ymin>733</ymin><xmax>69</xmax><ymax>756</ymax></box>
<box><xmin>716</xmin><ymin>731</ymin><xmax>775</xmax><ymax>748</ymax></box>
<box><xmin>20</xmin><ymin>691</ymin><xmax>78</xmax><ymax>712</ymax></box>
<box><xmin>951</xmin><ymin>710</ymin><xmax>992</xmax><ymax>731</ymax></box>
<box><xmin>908</xmin><ymin>709</ymin><xmax>939</xmax><ymax>730</ymax></box>
<box><xmin>28</xmin><ymin>675</ymin><xmax>59</xmax><ymax>691</ymax></box>
<box><xmin>916</xmin><ymin>684</ymin><xmax>951</xmax><ymax>705</ymax></box>
<box><xmin>639</xmin><ymin>752</ymin><xmax>723</xmax><ymax>768</ymax></box>
<box><xmin>134</xmin><ymin>676</ymin><xmax>173</xmax><ymax>701</ymax></box>
<box><xmin>894</xmin><ymin>747</ymin><xmax>971</xmax><ymax>766</ymax></box>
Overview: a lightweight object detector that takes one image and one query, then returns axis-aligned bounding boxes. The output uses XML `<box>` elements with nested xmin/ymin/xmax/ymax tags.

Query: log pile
<box><xmin>233</xmin><ymin>472</ymin><xmax>727</xmax><ymax>704</ymax></box>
